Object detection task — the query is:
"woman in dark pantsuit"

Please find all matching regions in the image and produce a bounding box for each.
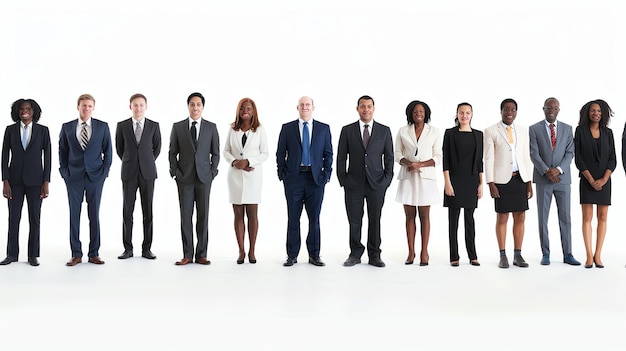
[574,99,616,268]
[443,103,483,267]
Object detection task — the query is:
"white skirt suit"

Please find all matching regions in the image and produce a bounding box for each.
[394,123,442,206]
[223,125,269,204]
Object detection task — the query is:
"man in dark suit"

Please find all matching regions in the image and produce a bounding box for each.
[529,97,580,266]
[59,94,112,266]
[1,99,51,266]
[276,96,333,267]
[169,92,220,266]
[115,93,161,260]
[337,95,394,268]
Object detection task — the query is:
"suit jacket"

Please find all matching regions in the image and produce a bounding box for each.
[276,119,333,187]
[2,122,52,186]
[59,118,112,183]
[337,120,394,191]
[115,118,161,181]
[574,125,616,179]
[394,123,442,181]
[483,122,532,184]
[168,118,220,184]
[442,127,483,175]
[529,120,574,185]
[223,125,269,204]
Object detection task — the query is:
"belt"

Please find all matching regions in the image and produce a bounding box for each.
[512,171,519,177]
[300,166,312,172]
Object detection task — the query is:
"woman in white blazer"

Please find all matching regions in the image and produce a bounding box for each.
[223,98,269,264]
[395,100,442,266]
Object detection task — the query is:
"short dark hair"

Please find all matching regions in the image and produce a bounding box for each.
[187,92,205,105]
[500,98,517,111]
[357,95,375,107]
[11,99,42,123]
[130,93,147,104]
[405,100,431,124]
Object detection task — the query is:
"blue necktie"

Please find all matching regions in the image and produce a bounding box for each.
[22,125,28,149]
[302,121,310,166]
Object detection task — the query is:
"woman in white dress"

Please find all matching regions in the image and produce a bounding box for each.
[395,100,442,265]
[223,98,268,264]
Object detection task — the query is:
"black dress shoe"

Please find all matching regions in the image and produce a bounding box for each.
[118,250,133,259]
[283,257,297,267]
[28,257,40,266]
[343,256,361,267]
[368,258,386,267]
[0,256,17,265]
[308,257,325,266]
[142,251,156,259]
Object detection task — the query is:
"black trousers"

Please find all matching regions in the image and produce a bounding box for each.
[448,207,477,261]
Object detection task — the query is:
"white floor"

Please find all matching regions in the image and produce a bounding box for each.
[2,176,626,350]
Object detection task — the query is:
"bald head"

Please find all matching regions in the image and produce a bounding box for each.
[297,96,315,121]
[543,97,560,123]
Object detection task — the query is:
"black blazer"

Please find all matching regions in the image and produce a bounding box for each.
[574,125,616,179]
[168,118,220,184]
[337,121,394,191]
[115,118,161,181]
[276,119,333,187]
[2,122,52,186]
[442,127,483,175]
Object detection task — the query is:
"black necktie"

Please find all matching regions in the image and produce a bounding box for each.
[363,124,370,148]
[242,133,247,147]
[191,121,197,148]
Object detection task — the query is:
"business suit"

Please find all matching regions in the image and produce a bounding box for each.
[574,125,616,205]
[276,119,333,260]
[1,121,51,261]
[337,120,394,261]
[224,125,268,204]
[484,122,533,186]
[59,118,112,259]
[169,118,220,261]
[529,120,574,258]
[115,117,161,255]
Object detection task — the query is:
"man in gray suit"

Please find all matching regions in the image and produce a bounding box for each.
[169,92,220,265]
[529,97,580,266]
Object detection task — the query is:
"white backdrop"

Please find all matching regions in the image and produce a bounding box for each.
[2,1,626,350]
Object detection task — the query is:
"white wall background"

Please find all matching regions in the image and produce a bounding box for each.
[1,0,625,264]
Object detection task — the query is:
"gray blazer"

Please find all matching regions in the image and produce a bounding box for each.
[529,120,574,185]
[168,118,220,184]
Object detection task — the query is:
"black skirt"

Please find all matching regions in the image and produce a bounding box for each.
[494,174,528,213]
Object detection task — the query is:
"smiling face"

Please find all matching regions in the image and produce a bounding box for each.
[588,103,602,124]
[240,101,253,122]
[19,102,34,125]
[357,98,375,123]
[130,97,147,120]
[77,98,95,122]
[500,102,517,125]
[457,104,472,127]
[188,96,203,120]
[543,98,560,124]
[297,96,314,121]
[412,104,426,125]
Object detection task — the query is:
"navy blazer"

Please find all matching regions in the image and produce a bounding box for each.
[115,118,161,181]
[168,118,220,184]
[276,119,333,187]
[337,120,394,191]
[2,122,52,186]
[59,118,112,183]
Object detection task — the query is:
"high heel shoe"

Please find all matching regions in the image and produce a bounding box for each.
[470,260,480,266]
[450,261,460,267]
[237,253,245,264]
[248,253,257,264]
[419,254,429,266]
[593,256,604,268]
[405,254,415,265]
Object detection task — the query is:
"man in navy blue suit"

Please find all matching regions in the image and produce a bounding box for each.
[1,99,51,266]
[59,94,112,266]
[276,96,333,267]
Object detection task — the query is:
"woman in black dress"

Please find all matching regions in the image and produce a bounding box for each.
[574,99,616,268]
[443,103,483,266]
